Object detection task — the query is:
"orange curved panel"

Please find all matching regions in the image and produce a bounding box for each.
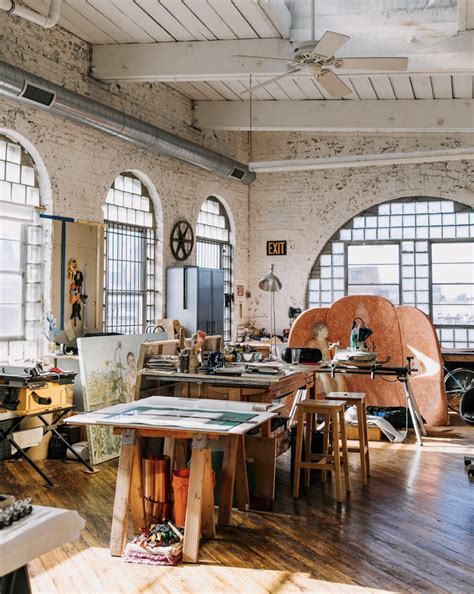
[326,295,406,408]
[396,305,448,426]
[288,307,329,348]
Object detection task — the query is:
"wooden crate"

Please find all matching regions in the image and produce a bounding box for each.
[346,424,382,441]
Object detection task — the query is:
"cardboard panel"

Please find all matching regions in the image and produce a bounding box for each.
[288,307,329,347]
[396,305,448,426]
[326,295,406,408]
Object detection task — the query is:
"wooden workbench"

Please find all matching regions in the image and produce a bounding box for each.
[66,396,277,563]
[137,366,316,404]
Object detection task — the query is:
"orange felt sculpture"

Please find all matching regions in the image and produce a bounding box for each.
[288,296,448,426]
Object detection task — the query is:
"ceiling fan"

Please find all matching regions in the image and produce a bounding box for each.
[237,31,408,98]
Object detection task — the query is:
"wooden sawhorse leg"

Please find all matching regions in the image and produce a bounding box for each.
[218,434,249,526]
[110,429,146,556]
[182,433,215,563]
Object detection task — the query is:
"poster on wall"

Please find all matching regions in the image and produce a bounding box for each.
[77,332,167,465]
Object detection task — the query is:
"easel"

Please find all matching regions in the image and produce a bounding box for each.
[319,357,427,445]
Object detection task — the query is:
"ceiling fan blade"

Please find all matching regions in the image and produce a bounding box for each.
[318,70,352,97]
[310,31,350,58]
[233,55,290,62]
[337,57,408,71]
[240,68,302,95]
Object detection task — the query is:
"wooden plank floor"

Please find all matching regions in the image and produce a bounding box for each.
[1,418,473,594]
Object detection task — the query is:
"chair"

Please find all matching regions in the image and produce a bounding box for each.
[293,399,351,503]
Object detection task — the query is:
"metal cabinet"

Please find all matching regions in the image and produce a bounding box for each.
[166,267,224,337]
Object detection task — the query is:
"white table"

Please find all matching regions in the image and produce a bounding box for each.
[0,505,85,593]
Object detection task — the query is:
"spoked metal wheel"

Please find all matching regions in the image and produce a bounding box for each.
[444,368,474,413]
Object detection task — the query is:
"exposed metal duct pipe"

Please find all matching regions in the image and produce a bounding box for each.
[0,0,62,29]
[0,60,255,184]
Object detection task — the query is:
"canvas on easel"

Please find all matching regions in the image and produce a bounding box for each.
[77,332,167,465]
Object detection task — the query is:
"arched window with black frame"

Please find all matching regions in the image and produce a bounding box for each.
[307,197,474,349]
[102,172,157,334]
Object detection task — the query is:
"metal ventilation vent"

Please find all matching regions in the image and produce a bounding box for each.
[230,167,245,180]
[20,83,56,107]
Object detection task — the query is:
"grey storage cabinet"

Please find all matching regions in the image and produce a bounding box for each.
[166,267,224,337]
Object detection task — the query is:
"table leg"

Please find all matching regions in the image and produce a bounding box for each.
[235,435,250,512]
[163,437,176,479]
[218,433,238,526]
[362,403,371,477]
[183,433,212,563]
[110,429,138,556]
[201,448,216,540]
[304,412,312,488]
[356,401,368,486]
[7,436,54,488]
[129,440,146,534]
[339,409,351,494]
[331,411,343,503]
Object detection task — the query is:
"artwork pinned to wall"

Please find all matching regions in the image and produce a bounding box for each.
[77,332,167,465]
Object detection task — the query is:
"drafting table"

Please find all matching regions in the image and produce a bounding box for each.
[66,396,278,563]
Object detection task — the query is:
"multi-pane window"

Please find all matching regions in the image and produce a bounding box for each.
[348,244,400,304]
[0,135,43,360]
[308,198,474,348]
[102,173,156,334]
[196,197,233,342]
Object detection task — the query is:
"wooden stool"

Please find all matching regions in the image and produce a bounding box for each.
[326,391,370,486]
[293,400,351,503]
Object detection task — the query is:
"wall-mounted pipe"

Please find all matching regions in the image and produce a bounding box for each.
[0,0,62,29]
[0,60,255,184]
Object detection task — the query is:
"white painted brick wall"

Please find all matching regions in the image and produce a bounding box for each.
[248,132,474,334]
[0,13,250,352]
[2,14,473,347]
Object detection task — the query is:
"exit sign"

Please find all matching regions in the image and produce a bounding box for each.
[267,240,287,256]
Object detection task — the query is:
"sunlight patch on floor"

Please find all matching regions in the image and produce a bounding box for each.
[29,546,397,594]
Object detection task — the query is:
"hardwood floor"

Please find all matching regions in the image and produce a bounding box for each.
[1,418,473,593]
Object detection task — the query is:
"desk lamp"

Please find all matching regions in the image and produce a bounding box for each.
[258,264,282,360]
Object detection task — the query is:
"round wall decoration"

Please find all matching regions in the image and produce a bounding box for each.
[170,220,194,261]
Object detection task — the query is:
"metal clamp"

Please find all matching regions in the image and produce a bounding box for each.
[121,429,137,446]
[192,432,208,449]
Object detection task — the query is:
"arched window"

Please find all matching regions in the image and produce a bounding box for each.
[196,197,233,342]
[102,173,156,334]
[0,134,43,359]
[307,197,474,348]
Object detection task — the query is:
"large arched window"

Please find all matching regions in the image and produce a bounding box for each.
[0,134,43,360]
[196,196,233,342]
[308,197,474,348]
[102,173,156,334]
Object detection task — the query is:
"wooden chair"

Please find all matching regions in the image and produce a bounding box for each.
[293,399,351,503]
[326,391,370,486]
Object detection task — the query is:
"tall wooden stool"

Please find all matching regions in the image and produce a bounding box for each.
[326,391,370,486]
[293,400,351,503]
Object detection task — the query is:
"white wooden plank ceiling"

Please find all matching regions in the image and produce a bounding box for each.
[168,74,474,101]
[18,0,474,104]
[21,0,290,43]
